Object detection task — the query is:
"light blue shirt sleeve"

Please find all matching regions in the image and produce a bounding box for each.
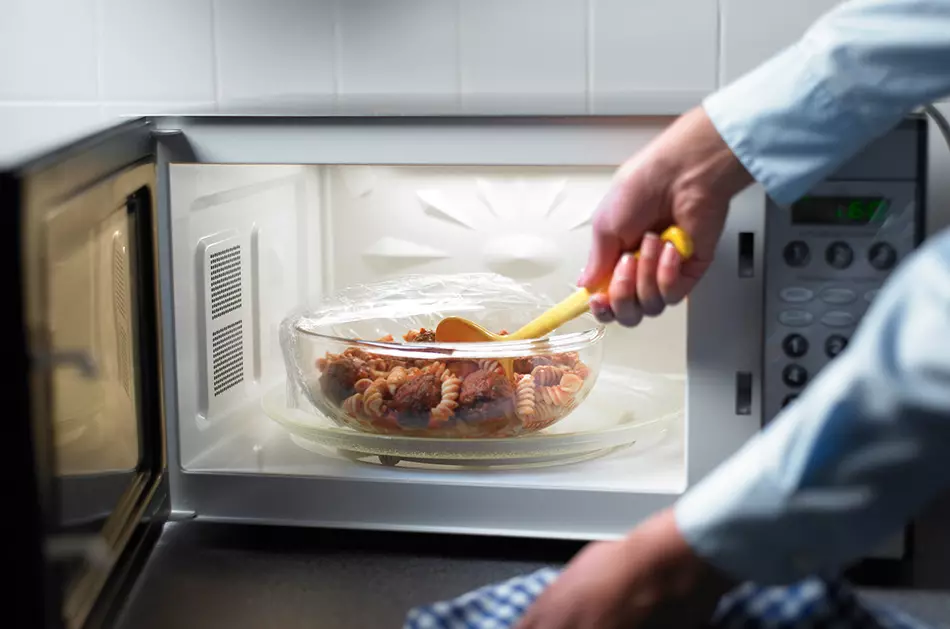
[703,0,950,206]
[674,0,950,584]
[677,229,950,584]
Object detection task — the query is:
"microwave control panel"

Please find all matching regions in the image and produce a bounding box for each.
[762,122,926,425]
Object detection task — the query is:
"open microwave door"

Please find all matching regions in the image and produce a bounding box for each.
[0,118,167,629]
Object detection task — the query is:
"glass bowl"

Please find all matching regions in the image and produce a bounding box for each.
[281,306,605,439]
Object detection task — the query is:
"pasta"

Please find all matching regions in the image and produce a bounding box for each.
[342,393,363,417]
[386,366,409,394]
[559,373,584,394]
[530,365,565,386]
[312,326,592,438]
[537,383,573,407]
[431,373,462,422]
[477,359,505,375]
[362,378,388,418]
[525,401,563,431]
[514,374,536,421]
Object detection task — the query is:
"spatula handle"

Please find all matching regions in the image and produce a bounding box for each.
[509,226,694,340]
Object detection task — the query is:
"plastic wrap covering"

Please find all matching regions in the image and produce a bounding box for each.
[279,273,605,438]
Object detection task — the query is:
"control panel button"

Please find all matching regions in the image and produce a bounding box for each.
[825,241,854,269]
[821,311,855,328]
[779,310,814,327]
[782,334,809,358]
[820,288,856,305]
[864,289,879,303]
[783,241,811,267]
[782,394,800,408]
[868,242,897,270]
[782,364,808,388]
[825,334,849,358]
[780,287,814,303]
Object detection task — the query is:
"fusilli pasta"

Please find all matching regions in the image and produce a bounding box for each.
[430,373,462,422]
[311,326,593,437]
[342,393,363,417]
[514,374,536,421]
[362,378,388,418]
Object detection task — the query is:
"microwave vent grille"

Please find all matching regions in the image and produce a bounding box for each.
[209,244,242,320]
[212,320,244,397]
[112,232,133,398]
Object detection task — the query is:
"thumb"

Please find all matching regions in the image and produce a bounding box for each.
[578,228,622,290]
[577,178,651,290]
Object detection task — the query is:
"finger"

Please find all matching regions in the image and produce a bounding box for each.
[657,240,685,304]
[589,294,616,324]
[609,253,643,327]
[578,227,622,289]
[636,232,664,316]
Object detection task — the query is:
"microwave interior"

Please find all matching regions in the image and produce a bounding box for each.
[154,116,769,539]
[8,114,930,629]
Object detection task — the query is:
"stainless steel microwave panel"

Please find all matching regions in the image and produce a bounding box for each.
[8,116,932,626]
[147,116,765,539]
[9,118,929,622]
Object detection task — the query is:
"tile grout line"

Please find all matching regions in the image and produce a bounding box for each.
[95,0,106,120]
[585,0,594,114]
[456,0,463,110]
[210,0,222,110]
[715,0,724,89]
[331,0,342,107]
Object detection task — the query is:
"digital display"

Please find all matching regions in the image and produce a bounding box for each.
[791,196,889,225]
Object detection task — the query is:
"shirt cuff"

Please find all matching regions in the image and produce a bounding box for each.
[702,42,849,206]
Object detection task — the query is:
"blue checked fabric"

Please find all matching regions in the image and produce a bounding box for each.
[404,569,933,629]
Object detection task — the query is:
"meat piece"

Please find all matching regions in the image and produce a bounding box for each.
[319,357,372,404]
[415,328,437,342]
[459,369,514,408]
[390,373,442,416]
[403,327,437,343]
[514,355,553,374]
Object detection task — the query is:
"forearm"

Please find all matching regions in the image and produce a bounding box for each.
[675,229,950,584]
[705,0,950,205]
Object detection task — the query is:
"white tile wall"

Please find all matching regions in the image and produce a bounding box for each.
[215,0,335,106]
[0,105,104,162]
[459,0,587,114]
[100,0,215,101]
[0,0,947,163]
[336,0,459,111]
[0,0,99,100]
[719,0,845,84]
[590,0,718,114]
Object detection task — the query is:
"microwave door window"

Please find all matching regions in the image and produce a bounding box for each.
[47,202,140,527]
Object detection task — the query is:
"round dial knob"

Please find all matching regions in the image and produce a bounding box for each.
[783,241,811,268]
[825,334,849,358]
[782,364,808,388]
[868,242,897,271]
[825,241,854,269]
[782,333,809,358]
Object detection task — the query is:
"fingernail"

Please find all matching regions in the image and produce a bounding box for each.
[616,252,637,280]
[660,241,680,268]
[577,267,587,285]
[640,232,660,260]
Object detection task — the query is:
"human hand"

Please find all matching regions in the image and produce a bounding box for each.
[515,508,735,629]
[579,107,753,326]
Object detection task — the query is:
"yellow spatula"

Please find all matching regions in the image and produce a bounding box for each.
[435,226,694,359]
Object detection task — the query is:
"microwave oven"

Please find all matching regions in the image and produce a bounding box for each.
[2,114,930,629]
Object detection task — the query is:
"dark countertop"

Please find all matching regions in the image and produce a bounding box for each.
[114,502,950,629]
[115,522,578,629]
